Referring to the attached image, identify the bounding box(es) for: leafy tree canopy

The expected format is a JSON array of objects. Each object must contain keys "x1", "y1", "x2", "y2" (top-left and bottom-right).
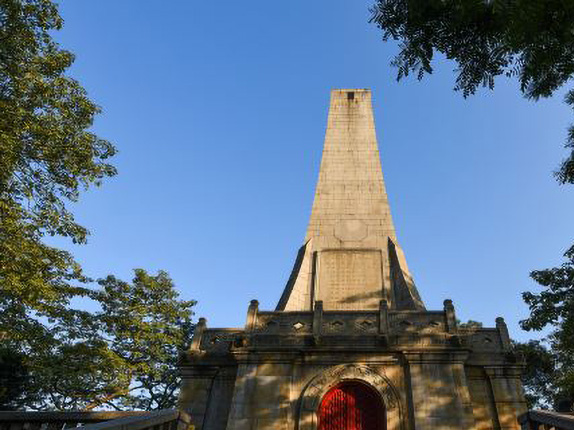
[
  {"x1": 512, "y1": 340, "x2": 557, "y2": 409},
  {"x1": 520, "y1": 245, "x2": 574, "y2": 409},
  {"x1": 370, "y1": 1, "x2": 574, "y2": 409},
  {"x1": 458, "y1": 319, "x2": 483, "y2": 329},
  {"x1": 370, "y1": 0, "x2": 574, "y2": 183},
  {"x1": 6, "y1": 269, "x2": 195, "y2": 411},
  {"x1": 0, "y1": 1, "x2": 196, "y2": 411},
  {"x1": 0, "y1": 347, "x2": 32, "y2": 410},
  {"x1": 0, "y1": 0, "x2": 117, "y2": 340},
  {"x1": 90, "y1": 269, "x2": 196, "y2": 411},
  {"x1": 0, "y1": 0, "x2": 118, "y2": 408}
]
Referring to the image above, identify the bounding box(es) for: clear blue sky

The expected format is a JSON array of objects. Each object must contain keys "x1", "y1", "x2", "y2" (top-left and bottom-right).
[{"x1": 55, "y1": 0, "x2": 574, "y2": 341}]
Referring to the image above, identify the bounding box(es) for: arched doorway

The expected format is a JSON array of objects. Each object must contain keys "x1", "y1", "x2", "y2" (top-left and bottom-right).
[{"x1": 318, "y1": 381, "x2": 386, "y2": 430}]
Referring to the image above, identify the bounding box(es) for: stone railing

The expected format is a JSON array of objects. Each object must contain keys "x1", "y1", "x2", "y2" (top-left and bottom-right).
[
  {"x1": 0, "y1": 410, "x2": 192, "y2": 430},
  {"x1": 518, "y1": 410, "x2": 574, "y2": 429},
  {"x1": 0, "y1": 411, "x2": 148, "y2": 430},
  {"x1": 188, "y1": 299, "x2": 513, "y2": 354}
]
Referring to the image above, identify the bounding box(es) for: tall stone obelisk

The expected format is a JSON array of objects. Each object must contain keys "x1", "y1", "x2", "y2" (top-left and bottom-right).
[
  {"x1": 178, "y1": 89, "x2": 527, "y2": 430},
  {"x1": 277, "y1": 89, "x2": 424, "y2": 312}
]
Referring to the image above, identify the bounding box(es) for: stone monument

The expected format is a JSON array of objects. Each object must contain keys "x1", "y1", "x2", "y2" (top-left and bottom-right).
[{"x1": 178, "y1": 89, "x2": 527, "y2": 430}]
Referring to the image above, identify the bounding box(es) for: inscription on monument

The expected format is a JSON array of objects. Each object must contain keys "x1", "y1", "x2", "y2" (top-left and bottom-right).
[{"x1": 317, "y1": 250, "x2": 382, "y2": 310}]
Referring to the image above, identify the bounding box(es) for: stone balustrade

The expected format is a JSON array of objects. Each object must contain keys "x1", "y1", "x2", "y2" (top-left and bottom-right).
[
  {"x1": 0, "y1": 410, "x2": 192, "y2": 430},
  {"x1": 0, "y1": 411, "x2": 148, "y2": 430},
  {"x1": 518, "y1": 410, "x2": 574, "y2": 429},
  {"x1": 189, "y1": 301, "x2": 513, "y2": 355}
]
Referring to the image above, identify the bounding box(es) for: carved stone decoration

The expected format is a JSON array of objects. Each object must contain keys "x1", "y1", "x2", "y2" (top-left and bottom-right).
[
  {"x1": 298, "y1": 364, "x2": 405, "y2": 430},
  {"x1": 356, "y1": 318, "x2": 376, "y2": 332},
  {"x1": 201, "y1": 331, "x2": 241, "y2": 352},
  {"x1": 334, "y1": 219, "x2": 368, "y2": 242},
  {"x1": 330, "y1": 320, "x2": 344, "y2": 331}
]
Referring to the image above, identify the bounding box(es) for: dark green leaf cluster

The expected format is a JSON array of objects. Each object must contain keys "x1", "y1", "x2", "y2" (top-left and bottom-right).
[
  {"x1": 0, "y1": 0, "x2": 119, "y2": 406},
  {"x1": 4, "y1": 269, "x2": 196, "y2": 411},
  {"x1": 457, "y1": 319, "x2": 483, "y2": 329},
  {"x1": 90, "y1": 269, "x2": 196, "y2": 411},
  {"x1": 556, "y1": 91, "x2": 574, "y2": 184},
  {"x1": 0, "y1": 0, "x2": 117, "y2": 324},
  {"x1": 0, "y1": 1, "x2": 194, "y2": 411},
  {"x1": 0, "y1": 347, "x2": 32, "y2": 410},
  {"x1": 520, "y1": 246, "x2": 574, "y2": 409},
  {"x1": 370, "y1": 0, "x2": 574, "y2": 183},
  {"x1": 511, "y1": 340, "x2": 557, "y2": 409},
  {"x1": 1, "y1": 0, "x2": 117, "y2": 242}
]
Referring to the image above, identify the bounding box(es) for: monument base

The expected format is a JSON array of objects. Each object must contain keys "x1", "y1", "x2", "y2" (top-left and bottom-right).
[{"x1": 178, "y1": 300, "x2": 526, "y2": 430}]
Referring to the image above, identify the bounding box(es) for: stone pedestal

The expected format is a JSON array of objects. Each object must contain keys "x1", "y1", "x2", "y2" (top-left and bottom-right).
[{"x1": 179, "y1": 302, "x2": 527, "y2": 430}]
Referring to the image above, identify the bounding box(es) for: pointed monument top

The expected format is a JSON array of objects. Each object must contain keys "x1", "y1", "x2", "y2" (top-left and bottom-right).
[
  {"x1": 276, "y1": 89, "x2": 425, "y2": 312},
  {"x1": 305, "y1": 88, "x2": 396, "y2": 243}
]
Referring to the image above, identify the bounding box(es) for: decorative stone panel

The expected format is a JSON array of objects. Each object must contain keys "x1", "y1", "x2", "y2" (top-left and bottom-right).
[
  {"x1": 389, "y1": 311, "x2": 446, "y2": 333},
  {"x1": 322, "y1": 311, "x2": 379, "y2": 335},
  {"x1": 467, "y1": 329, "x2": 504, "y2": 352},
  {"x1": 254, "y1": 312, "x2": 313, "y2": 334}
]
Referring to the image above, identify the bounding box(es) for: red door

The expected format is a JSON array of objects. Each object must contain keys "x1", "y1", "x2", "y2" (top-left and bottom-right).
[{"x1": 318, "y1": 382, "x2": 385, "y2": 430}]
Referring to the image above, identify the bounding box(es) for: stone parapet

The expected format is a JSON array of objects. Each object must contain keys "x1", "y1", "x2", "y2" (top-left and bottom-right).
[{"x1": 186, "y1": 303, "x2": 512, "y2": 359}]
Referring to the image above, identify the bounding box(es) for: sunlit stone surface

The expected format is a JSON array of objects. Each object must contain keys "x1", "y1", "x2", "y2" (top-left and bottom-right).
[{"x1": 178, "y1": 90, "x2": 527, "y2": 430}]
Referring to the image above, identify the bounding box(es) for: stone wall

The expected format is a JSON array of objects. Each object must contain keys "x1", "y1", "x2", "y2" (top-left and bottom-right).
[{"x1": 178, "y1": 301, "x2": 527, "y2": 430}]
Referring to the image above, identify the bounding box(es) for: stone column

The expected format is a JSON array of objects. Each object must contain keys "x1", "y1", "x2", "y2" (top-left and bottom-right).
[
  {"x1": 485, "y1": 366, "x2": 528, "y2": 430},
  {"x1": 466, "y1": 366, "x2": 502, "y2": 430},
  {"x1": 179, "y1": 318, "x2": 215, "y2": 430},
  {"x1": 178, "y1": 366, "x2": 217, "y2": 430},
  {"x1": 404, "y1": 352, "x2": 475, "y2": 430},
  {"x1": 226, "y1": 359, "x2": 294, "y2": 430},
  {"x1": 189, "y1": 318, "x2": 207, "y2": 352},
  {"x1": 245, "y1": 300, "x2": 259, "y2": 332},
  {"x1": 313, "y1": 300, "x2": 323, "y2": 345},
  {"x1": 203, "y1": 367, "x2": 238, "y2": 430}
]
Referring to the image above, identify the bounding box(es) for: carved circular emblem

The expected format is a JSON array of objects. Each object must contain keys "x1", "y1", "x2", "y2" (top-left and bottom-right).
[{"x1": 334, "y1": 220, "x2": 368, "y2": 242}]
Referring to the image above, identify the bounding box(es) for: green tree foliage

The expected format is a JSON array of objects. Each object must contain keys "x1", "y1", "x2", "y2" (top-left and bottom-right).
[
  {"x1": 90, "y1": 269, "x2": 196, "y2": 411},
  {"x1": 1, "y1": 1, "x2": 195, "y2": 411},
  {"x1": 512, "y1": 340, "x2": 557, "y2": 409},
  {"x1": 23, "y1": 336, "x2": 127, "y2": 411},
  {"x1": 0, "y1": 347, "x2": 32, "y2": 410},
  {"x1": 458, "y1": 319, "x2": 483, "y2": 329},
  {"x1": 521, "y1": 246, "x2": 574, "y2": 409},
  {"x1": 0, "y1": 0, "x2": 120, "y2": 410},
  {"x1": 0, "y1": 0, "x2": 116, "y2": 345},
  {"x1": 370, "y1": 0, "x2": 574, "y2": 184},
  {"x1": 8, "y1": 269, "x2": 195, "y2": 411},
  {"x1": 371, "y1": 0, "x2": 574, "y2": 409}
]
